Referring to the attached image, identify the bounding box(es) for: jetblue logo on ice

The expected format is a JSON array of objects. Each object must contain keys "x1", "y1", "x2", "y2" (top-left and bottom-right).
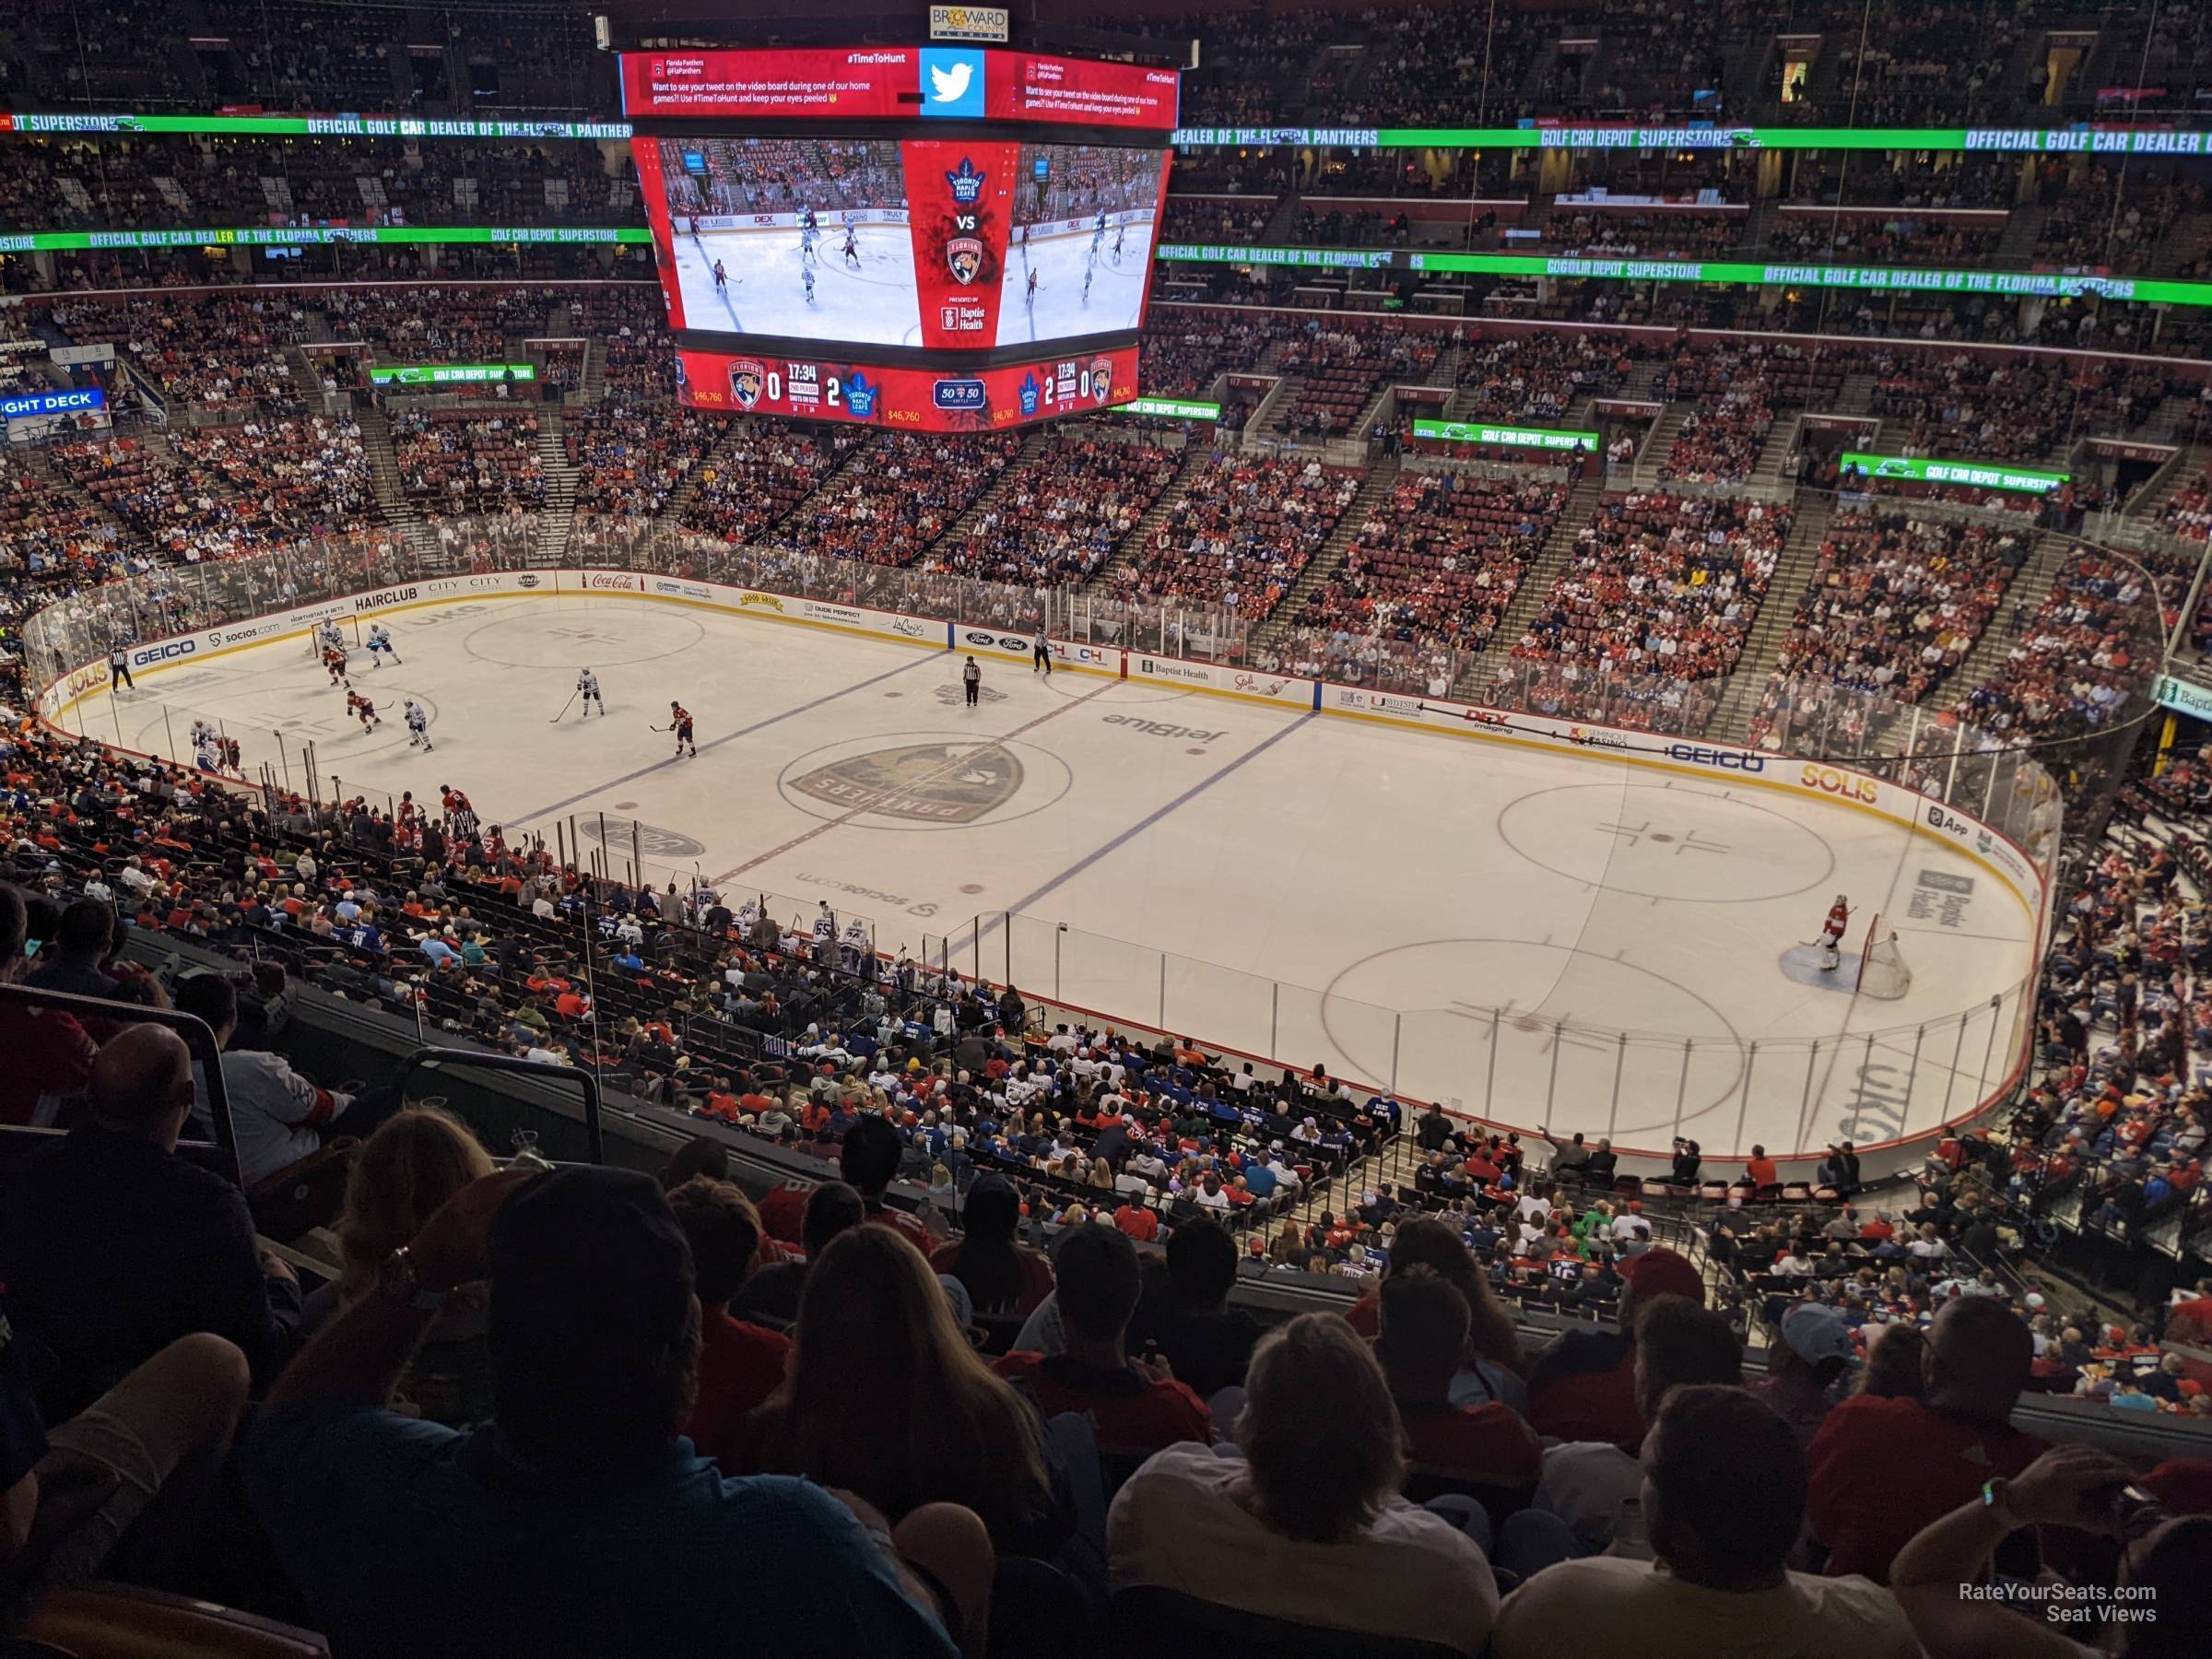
[
  {"x1": 1018, "y1": 372, "x2": 1041, "y2": 417},
  {"x1": 942, "y1": 155, "x2": 985, "y2": 205},
  {"x1": 933, "y1": 379, "x2": 987, "y2": 412},
  {"x1": 843, "y1": 371, "x2": 879, "y2": 420},
  {"x1": 921, "y1": 49, "x2": 985, "y2": 118}
]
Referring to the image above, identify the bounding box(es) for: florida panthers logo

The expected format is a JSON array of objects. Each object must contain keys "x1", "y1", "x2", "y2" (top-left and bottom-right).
[
  {"x1": 947, "y1": 237, "x2": 983, "y2": 285},
  {"x1": 728, "y1": 359, "x2": 766, "y2": 410},
  {"x1": 1088, "y1": 355, "x2": 1114, "y2": 405}
]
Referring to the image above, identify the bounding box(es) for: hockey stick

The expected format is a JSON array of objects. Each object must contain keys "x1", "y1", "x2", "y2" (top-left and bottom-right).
[
  {"x1": 646, "y1": 723, "x2": 671, "y2": 733},
  {"x1": 548, "y1": 690, "x2": 578, "y2": 724}
]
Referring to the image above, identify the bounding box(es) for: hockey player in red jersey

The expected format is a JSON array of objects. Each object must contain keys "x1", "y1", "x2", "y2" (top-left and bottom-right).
[{"x1": 1819, "y1": 895, "x2": 1852, "y2": 971}]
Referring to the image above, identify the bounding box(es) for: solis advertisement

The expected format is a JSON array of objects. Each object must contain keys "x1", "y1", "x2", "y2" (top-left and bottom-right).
[
  {"x1": 674, "y1": 345, "x2": 1138, "y2": 431},
  {"x1": 633, "y1": 135, "x2": 1171, "y2": 350},
  {"x1": 618, "y1": 47, "x2": 1179, "y2": 131}
]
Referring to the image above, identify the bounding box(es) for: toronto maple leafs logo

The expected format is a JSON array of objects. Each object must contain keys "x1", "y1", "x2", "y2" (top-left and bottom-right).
[
  {"x1": 844, "y1": 371, "x2": 878, "y2": 420},
  {"x1": 1018, "y1": 371, "x2": 1041, "y2": 417},
  {"x1": 944, "y1": 156, "x2": 985, "y2": 205}
]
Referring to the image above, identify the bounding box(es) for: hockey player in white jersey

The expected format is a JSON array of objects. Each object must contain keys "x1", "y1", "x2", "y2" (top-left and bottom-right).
[
  {"x1": 405, "y1": 699, "x2": 433, "y2": 751},
  {"x1": 576, "y1": 668, "x2": 604, "y2": 716},
  {"x1": 364, "y1": 623, "x2": 400, "y2": 666}
]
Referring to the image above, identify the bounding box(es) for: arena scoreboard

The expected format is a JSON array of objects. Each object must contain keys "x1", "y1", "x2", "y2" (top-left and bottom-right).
[{"x1": 622, "y1": 46, "x2": 1177, "y2": 431}]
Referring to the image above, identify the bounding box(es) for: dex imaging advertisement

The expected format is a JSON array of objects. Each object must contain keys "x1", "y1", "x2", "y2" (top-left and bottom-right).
[{"x1": 635, "y1": 135, "x2": 1170, "y2": 350}]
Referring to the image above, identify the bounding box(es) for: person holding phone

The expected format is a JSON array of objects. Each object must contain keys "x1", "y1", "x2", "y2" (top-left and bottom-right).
[{"x1": 1890, "y1": 1443, "x2": 2212, "y2": 1659}]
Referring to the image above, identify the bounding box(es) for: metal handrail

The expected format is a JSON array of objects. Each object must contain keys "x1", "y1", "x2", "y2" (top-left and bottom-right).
[
  {"x1": 0, "y1": 980, "x2": 239, "y2": 1187},
  {"x1": 393, "y1": 1044, "x2": 604, "y2": 1166}
]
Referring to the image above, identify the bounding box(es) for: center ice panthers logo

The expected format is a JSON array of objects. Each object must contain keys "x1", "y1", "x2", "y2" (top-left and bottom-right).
[
  {"x1": 947, "y1": 237, "x2": 984, "y2": 285},
  {"x1": 728, "y1": 359, "x2": 766, "y2": 410}
]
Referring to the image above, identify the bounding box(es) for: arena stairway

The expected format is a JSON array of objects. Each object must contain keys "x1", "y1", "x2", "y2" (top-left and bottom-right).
[
  {"x1": 532, "y1": 406, "x2": 578, "y2": 564},
  {"x1": 1704, "y1": 496, "x2": 1836, "y2": 743},
  {"x1": 1077, "y1": 444, "x2": 1222, "y2": 593},
  {"x1": 1994, "y1": 204, "x2": 2047, "y2": 265},
  {"x1": 2120, "y1": 441, "x2": 2206, "y2": 528},
  {"x1": 1926, "y1": 533, "x2": 2068, "y2": 723},
  {"x1": 282, "y1": 345, "x2": 328, "y2": 412},
  {"x1": 1448, "y1": 474, "x2": 1606, "y2": 698},
  {"x1": 1749, "y1": 414, "x2": 1805, "y2": 491},
  {"x1": 354, "y1": 405, "x2": 439, "y2": 564},
  {"x1": 935, "y1": 428, "x2": 1052, "y2": 550},
  {"x1": 1247, "y1": 456, "x2": 1402, "y2": 648},
  {"x1": 1632, "y1": 406, "x2": 1692, "y2": 485}
]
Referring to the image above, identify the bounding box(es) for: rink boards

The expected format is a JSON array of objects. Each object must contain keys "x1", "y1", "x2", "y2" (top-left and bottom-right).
[{"x1": 36, "y1": 563, "x2": 2053, "y2": 943}]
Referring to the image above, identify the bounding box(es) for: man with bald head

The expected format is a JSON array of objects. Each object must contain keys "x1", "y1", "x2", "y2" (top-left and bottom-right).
[
  {"x1": 0, "y1": 1024, "x2": 300, "y2": 1414},
  {"x1": 1805, "y1": 1295, "x2": 2043, "y2": 1583}
]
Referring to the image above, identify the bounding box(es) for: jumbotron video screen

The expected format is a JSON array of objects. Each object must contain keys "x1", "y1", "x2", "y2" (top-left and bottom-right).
[
  {"x1": 623, "y1": 45, "x2": 1176, "y2": 430},
  {"x1": 641, "y1": 137, "x2": 1170, "y2": 348}
]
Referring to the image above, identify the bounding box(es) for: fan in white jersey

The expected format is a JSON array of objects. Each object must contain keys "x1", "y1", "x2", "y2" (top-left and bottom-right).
[{"x1": 576, "y1": 668, "x2": 605, "y2": 717}]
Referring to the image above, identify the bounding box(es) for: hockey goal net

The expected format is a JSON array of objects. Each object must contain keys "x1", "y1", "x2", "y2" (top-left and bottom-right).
[{"x1": 1854, "y1": 916, "x2": 1912, "y2": 999}]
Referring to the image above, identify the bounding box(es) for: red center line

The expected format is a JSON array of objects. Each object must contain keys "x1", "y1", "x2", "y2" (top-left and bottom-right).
[{"x1": 707, "y1": 677, "x2": 1117, "y2": 887}]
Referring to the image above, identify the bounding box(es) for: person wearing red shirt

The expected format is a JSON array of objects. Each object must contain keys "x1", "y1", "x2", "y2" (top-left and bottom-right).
[
  {"x1": 1859, "y1": 1211, "x2": 1896, "y2": 1243},
  {"x1": 0, "y1": 887, "x2": 98, "y2": 1127},
  {"x1": 1806, "y1": 1296, "x2": 2045, "y2": 1583},
  {"x1": 1745, "y1": 1145, "x2": 1779, "y2": 1191},
  {"x1": 1114, "y1": 1199, "x2": 1159, "y2": 1242},
  {"x1": 666, "y1": 1176, "x2": 790, "y2": 1470},
  {"x1": 1378, "y1": 1267, "x2": 1540, "y2": 1493},
  {"x1": 994, "y1": 1224, "x2": 1210, "y2": 1453},
  {"x1": 1527, "y1": 1245, "x2": 1705, "y2": 1445}
]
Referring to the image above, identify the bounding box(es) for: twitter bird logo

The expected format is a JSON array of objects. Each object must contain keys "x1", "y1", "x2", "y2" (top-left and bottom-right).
[{"x1": 919, "y1": 48, "x2": 984, "y2": 117}]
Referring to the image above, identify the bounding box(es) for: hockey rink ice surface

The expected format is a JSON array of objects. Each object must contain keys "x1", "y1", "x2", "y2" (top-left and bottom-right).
[
  {"x1": 997, "y1": 218, "x2": 1158, "y2": 343},
  {"x1": 668, "y1": 224, "x2": 923, "y2": 346},
  {"x1": 72, "y1": 591, "x2": 2040, "y2": 1156}
]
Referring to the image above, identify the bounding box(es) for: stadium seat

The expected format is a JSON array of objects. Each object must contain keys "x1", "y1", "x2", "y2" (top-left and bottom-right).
[
  {"x1": 1105, "y1": 1585, "x2": 1473, "y2": 1659},
  {"x1": 18, "y1": 1584, "x2": 329, "y2": 1656}
]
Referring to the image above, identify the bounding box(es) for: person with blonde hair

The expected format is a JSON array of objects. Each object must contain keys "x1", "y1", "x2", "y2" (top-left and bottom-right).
[
  {"x1": 743, "y1": 1223, "x2": 1054, "y2": 1552},
  {"x1": 1109, "y1": 1312, "x2": 1500, "y2": 1653},
  {"x1": 331, "y1": 1104, "x2": 497, "y2": 1426}
]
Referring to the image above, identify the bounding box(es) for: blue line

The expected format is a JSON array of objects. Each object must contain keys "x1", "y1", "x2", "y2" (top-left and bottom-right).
[
  {"x1": 512, "y1": 649, "x2": 940, "y2": 824},
  {"x1": 979, "y1": 712, "x2": 1318, "y2": 943}
]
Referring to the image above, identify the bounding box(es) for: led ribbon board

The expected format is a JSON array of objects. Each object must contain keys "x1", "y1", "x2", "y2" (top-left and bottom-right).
[
  {"x1": 0, "y1": 113, "x2": 630, "y2": 138},
  {"x1": 1840, "y1": 453, "x2": 2070, "y2": 494},
  {"x1": 367, "y1": 363, "x2": 538, "y2": 386},
  {"x1": 1151, "y1": 242, "x2": 2212, "y2": 308},
  {"x1": 0, "y1": 226, "x2": 653, "y2": 251},
  {"x1": 1169, "y1": 124, "x2": 2212, "y2": 154},
  {"x1": 0, "y1": 386, "x2": 103, "y2": 419},
  {"x1": 1414, "y1": 418, "x2": 1598, "y2": 451},
  {"x1": 1123, "y1": 396, "x2": 1221, "y2": 419}
]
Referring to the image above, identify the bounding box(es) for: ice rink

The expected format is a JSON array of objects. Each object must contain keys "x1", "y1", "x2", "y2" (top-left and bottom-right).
[
  {"x1": 68, "y1": 591, "x2": 2041, "y2": 1157},
  {"x1": 999, "y1": 217, "x2": 1157, "y2": 343},
  {"x1": 667, "y1": 223, "x2": 923, "y2": 345}
]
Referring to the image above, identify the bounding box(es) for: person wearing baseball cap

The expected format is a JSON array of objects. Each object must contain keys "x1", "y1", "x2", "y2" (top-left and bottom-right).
[
  {"x1": 243, "y1": 1165, "x2": 967, "y2": 1657},
  {"x1": 1529, "y1": 1245, "x2": 1706, "y2": 1444},
  {"x1": 1753, "y1": 1301, "x2": 1857, "y2": 1450}
]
